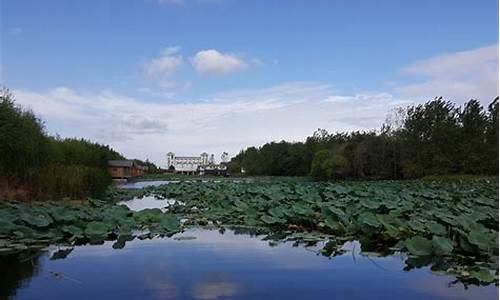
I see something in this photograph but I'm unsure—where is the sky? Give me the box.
[1,0,499,166]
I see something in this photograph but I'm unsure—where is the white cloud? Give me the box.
[146,46,183,86]
[13,82,407,166]
[192,49,248,75]
[397,44,499,103]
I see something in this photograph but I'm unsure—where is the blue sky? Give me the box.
[1,0,499,165]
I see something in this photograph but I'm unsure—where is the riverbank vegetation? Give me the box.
[228,97,499,180]
[0,88,124,201]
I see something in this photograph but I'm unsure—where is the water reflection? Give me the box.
[117,195,182,212]
[117,180,177,189]
[0,252,42,300]
[191,274,240,300]
[1,229,497,300]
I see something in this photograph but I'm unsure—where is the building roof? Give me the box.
[108,160,134,167]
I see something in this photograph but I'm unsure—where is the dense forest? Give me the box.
[0,88,125,200]
[228,97,499,180]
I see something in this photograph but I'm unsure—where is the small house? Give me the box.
[108,160,146,179]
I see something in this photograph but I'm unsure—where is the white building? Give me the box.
[166,152,209,174]
[166,152,228,175]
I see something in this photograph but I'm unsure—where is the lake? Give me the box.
[1,227,497,300]
[1,181,497,300]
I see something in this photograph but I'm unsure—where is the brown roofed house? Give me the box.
[108,160,146,179]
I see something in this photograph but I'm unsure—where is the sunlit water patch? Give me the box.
[117,180,178,189]
[1,228,497,300]
[118,196,183,212]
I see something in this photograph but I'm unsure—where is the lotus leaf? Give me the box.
[432,236,454,255]
[405,236,433,256]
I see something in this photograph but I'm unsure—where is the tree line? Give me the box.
[228,97,499,180]
[0,88,125,200]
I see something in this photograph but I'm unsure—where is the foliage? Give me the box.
[228,97,499,180]
[310,150,348,180]
[0,199,181,254]
[0,88,124,200]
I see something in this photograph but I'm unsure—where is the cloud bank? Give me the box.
[11,44,498,166]
[13,82,408,166]
[397,44,499,103]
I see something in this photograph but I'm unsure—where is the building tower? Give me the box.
[200,152,209,166]
[166,152,175,169]
[221,152,229,163]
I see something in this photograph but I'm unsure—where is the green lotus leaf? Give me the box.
[292,204,313,216]
[12,226,35,239]
[48,207,77,223]
[84,221,109,238]
[359,212,380,228]
[62,225,84,238]
[324,216,344,232]
[426,222,447,236]
[20,213,53,228]
[469,269,496,283]
[432,236,453,255]
[260,215,285,224]
[133,208,164,224]
[158,214,180,232]
[118,224,133,236]
[268,207,284,218]
[468,229,495,251]
[331,185,349,195]
[405,236,433,256]
[407,219,426,232]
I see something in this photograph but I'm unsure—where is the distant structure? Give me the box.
[108,160,146,179]
[166,152,209,174]
[166,152,228,175]
[221,152,229,163]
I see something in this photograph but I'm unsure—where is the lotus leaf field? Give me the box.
[0,178,498,285]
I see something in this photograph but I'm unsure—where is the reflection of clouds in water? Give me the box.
[192,273,240,300]
[192,282,239,299]
[410,276,498,300]
[117,196,179,212]
[51,228,407,273]
[143,270,178,299]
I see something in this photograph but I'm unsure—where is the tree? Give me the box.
[228,96,498,180]
[459,100,488,174]
[309,150,347,180]
[485,97,499,174]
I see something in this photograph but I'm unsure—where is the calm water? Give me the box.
[1,228,497,300]
[116,179,243,190]
[117,196,181,212]
[116,180,177,189]
[2,182,496,299]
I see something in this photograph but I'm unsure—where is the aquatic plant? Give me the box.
[0,178,497,284]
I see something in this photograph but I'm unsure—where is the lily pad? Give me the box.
[405,236,433,256]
